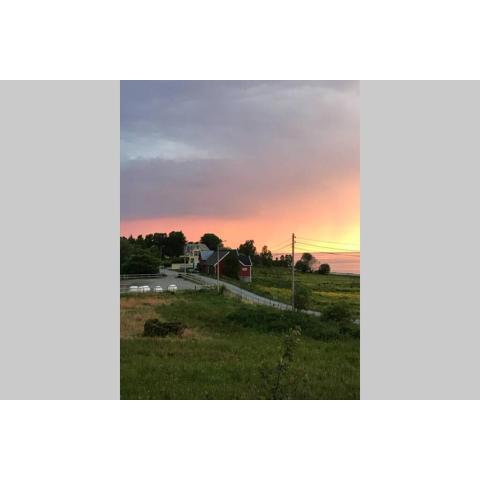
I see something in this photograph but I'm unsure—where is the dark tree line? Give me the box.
[120,231,329,275]
[120,231,186,274]
[237,239,292,267]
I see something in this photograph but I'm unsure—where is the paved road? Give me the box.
[122,271,359,323]
[120,270,200,293]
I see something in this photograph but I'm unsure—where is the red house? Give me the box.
[198,249,252,282]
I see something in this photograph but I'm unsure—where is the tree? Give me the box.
[295,259,310,273]
[294,285,311,310]
[165,231,186,257]
[135,234,145,248]
[260,245,273,266]
[283,254,293,268]
[295,252,316,273]
[238,239,256,257]
[144,233,154,248]
[152,232,168,258]
[318,263,331,275]
[223,251,240,279]
[200,233,223,251]
[121,250,160,274]
[120,237,133,265]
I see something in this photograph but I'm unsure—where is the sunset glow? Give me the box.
[121,81,359,260]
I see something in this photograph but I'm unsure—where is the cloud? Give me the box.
[121,81,358,221]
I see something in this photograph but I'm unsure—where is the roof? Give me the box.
[185,242,210,253]
[202,249,231,266]
[200,249,253,267]
[238,252,252,266]
[200,250,214,261]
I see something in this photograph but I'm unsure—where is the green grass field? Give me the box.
[121,290,359,400]
[222,266,360,317]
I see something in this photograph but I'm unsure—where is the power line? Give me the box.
[294,246,359,256]
[269,242,292,252]
[296,236,360,248]
[269,239,292,251]
[296,241,359,253]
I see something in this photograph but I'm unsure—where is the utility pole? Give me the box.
[291,232,295,311]
[217,244,220,292]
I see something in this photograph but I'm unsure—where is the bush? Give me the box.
[121,250,160,274]
[295,260,311,273]
[225,306,294,333]
[321,302,352,323]
[225,305,358,341]
[318,263,331,275]
[143,319,186,337]
[294,285,311,310]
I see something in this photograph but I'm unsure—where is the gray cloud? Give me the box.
[121,81,358,220]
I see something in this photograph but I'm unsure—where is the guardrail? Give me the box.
[120,284,214,295]
[120,273,168,280]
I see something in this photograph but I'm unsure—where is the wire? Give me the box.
[270,243,292,253]
[296,241,359,253]
[296,236,360,248]
[294,245,359,256]
[269,239,292,251]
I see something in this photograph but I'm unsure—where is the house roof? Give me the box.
[200,249,253,267]
[185,242,210,253]
[199,250,214,261]
[202,249,231,266]
[238,253,252,266]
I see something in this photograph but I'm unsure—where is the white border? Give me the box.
[1,401,479,479]
[1,0,480,80]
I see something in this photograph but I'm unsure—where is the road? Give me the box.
[122,271,359,323]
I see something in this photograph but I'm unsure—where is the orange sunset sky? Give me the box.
[121,81,359,253]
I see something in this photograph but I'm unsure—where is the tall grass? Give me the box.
[121,291,359,400]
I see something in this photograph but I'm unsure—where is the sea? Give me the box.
[291,252,360,275]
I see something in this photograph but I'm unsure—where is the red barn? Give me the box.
[198,249,252,282]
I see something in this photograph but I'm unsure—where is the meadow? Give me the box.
[121,290,359,400]
[224,266,360,318]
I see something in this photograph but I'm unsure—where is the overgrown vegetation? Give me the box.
[121,290,359,399]
[225,303,358,340]
[294,285,311,310]
[223,266,360,318]
[260,326,302,400]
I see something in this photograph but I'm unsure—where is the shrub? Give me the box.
[295,260,311,273]
[294,285,311,310]
[321,302,352,323]
[143,319,186,337]
[260,326,302,399]
[318,263,331,275]
[225,306,294,333]
[225,303,359,341]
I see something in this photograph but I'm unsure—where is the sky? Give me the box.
[121,81,359,254]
